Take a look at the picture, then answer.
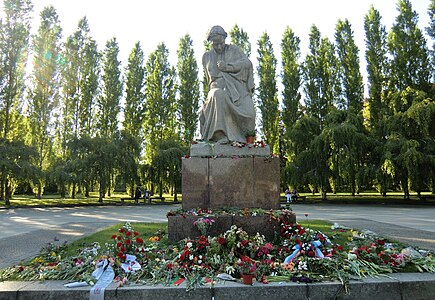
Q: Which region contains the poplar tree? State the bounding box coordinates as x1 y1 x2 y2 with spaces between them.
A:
98 37 122 138
335 19 364 113
364 5 389 130
122 41 145 196
177 34 200 144
280 26 302 189
301 26 340 200
364 6 392 196
257 32 279 153
303 25 338 125
0 0 33 202
27 5 62 198
387 0 431 93
280 26 302 140
58 17 99 198
229 24 251 57
144 43 176 195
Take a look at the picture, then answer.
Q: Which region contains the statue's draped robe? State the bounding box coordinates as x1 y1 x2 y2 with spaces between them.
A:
200 44 256 143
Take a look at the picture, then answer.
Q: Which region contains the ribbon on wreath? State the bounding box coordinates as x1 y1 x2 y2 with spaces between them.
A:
283 244 301 264
311 240 324 258
283 240 326 264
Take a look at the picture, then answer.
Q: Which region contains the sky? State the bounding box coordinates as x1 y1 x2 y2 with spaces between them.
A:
1 0 432 96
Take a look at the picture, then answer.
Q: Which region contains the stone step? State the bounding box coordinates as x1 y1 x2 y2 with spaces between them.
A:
1 273 434 300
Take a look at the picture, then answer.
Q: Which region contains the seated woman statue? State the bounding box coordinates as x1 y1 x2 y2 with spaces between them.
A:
199 25 256 144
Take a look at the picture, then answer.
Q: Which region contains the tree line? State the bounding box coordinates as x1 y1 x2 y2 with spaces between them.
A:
0 0 433 204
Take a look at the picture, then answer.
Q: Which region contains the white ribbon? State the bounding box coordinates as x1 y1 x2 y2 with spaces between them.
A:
120 254 141 273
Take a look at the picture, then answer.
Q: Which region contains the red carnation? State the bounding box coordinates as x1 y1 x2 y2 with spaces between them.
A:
134 231 139 236
217 237 226 245
126 231 132 237
136 237 144 244
125 239 131 245
119 228 125 233
111 234 117 239
116 242 122 248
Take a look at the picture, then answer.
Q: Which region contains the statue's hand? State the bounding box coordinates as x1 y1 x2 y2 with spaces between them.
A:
217 60 227 71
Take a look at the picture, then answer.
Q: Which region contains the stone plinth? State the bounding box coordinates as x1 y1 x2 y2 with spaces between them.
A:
182 156 280 210
190 142 271 157
167 213 296 242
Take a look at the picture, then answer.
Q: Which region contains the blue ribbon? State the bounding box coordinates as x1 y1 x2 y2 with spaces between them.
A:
284 244 301 264
311 240 324 258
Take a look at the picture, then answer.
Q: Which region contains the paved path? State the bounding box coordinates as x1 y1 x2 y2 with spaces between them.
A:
1 204 434 269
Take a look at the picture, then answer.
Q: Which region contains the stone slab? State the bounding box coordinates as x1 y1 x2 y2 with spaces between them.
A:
2 274 435 300
182 156 280 210
190 142 270 157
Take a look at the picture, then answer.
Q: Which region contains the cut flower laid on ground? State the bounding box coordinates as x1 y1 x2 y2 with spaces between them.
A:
1 208 434 291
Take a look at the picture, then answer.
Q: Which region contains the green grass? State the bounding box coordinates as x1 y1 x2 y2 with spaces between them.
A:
63 222 169 257
1 192 181 208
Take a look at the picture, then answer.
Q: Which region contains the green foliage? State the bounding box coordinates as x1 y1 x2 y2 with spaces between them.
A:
229 24 251 58
257 32 279 153
176 34 200 144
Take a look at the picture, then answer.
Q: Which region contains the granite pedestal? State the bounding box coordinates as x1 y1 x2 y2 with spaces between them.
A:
181 155 280 210
169 142 282 241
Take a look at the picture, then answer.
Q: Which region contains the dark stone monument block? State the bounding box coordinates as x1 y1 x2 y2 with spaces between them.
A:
181 156 280 210
167 212 296 242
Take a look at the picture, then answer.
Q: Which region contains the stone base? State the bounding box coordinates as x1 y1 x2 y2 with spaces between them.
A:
190 141 271 157
167 213 296 242
182 156 280 210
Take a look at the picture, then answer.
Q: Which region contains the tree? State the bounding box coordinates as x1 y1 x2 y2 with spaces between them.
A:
0 138 38 204
387 0 431 93
229 24 251 57
364 5 389 131
301 26 340 200
0 0 33 201
27 5 62 198
280 26 302 189
303 25 339 125
385 0 433 199
96 37 122 199
58 17 100 198
123 41 145 196
335 19 364 113
176 34 200 144
144 43 177 194
257 32 279 153
334 19 366 195
98 37 122 139
426 0 435 75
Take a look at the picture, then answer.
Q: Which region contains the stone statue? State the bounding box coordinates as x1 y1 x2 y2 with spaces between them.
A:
199 25 256 144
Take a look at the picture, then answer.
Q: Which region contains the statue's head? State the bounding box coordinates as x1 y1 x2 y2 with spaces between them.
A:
207 25 227 41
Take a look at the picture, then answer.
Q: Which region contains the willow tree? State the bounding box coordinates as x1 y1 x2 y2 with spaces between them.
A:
123 41 145 196
177 34 200 144
257 32 279 153
144 43 177 194
28 5 62 198
0 0 33 203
